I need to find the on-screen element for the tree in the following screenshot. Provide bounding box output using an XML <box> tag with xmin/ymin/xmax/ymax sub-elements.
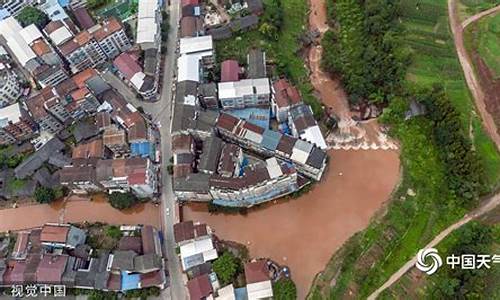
<box><xmin>105</xmin><ymin>225</ymin><xmax>122</xmax><ymax>239</ymax></box>
<box><xmin>212</xmin><ymin>251</ymin><xmax>239</xmax><ymax>285</ymax></box>
<box><xmin>34</xmin><ymin>187</ymin><xmax>56</xmax><ymax>204</ymax></box>
<box><xmin>108</xmin><ymin>192</ymin><xmax>139</xmax><ymax>210</ymax></box>
<box><xmin>273</xmin><ymin>278</ymin><xmax>297</xmax><ymax>300</ymax></box>
<box><xmin>16</xmin><ymin>7</ymin><xmax>49</xmax><ymax>29</ymax></box>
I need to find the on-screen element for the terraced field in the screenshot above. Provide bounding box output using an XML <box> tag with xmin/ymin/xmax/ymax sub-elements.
<box><xmin>401</xmin><ymin>0</ymin><xmax>500</xmax><ymax>184</ymax></box>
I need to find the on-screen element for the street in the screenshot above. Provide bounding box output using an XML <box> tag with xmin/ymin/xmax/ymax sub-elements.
<box><xmin>124</xmin><ymin>0</ymin><xmax>185</xmax><ymax>298</ymax></box>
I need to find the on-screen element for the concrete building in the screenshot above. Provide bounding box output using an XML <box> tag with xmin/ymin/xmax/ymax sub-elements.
<box><xmin>59</xmin><ymin>163</ymin><xmax>101</xmax><ymax>194</ymax></box>
<box><xmin>210</xmin><ymin>157</ymin><xmax>300</xmax><ymax>207</ymax></box>
<box><xmin>25</xmin><ymin>88</ymin><xmax>63</xmax><ymax>134</ymax></box>
<box><xmin>136</xmin><ymin>0</ymin><xmax>161</xmax><ymax>50</ymax></box>
<box><xmin>0</xmin><ymin>64</ymin><xmax>21</xmax><ymax>107</ymax></box>
<box><xmin>89</xmin><ymin>17</ymin><xmax>131</xmax><ymax>59</ymax></box>
<box><xmin>216</xmin><ymin>113</ymin><xmax>327</xmax><ymax>181</ymax></box>
<box><xmin>58</xmin><ymin>31</ymin><xmax>106</xmax><ymax>73</ymax></box>
<box><xmin>288</xmin><ymin>104</ymin><xmax>327</xmax><ymax>150</ymax></box>
<box><xmin>218</xmin><ymin>78</ymin><xmax>270</xmax><ymax>109</ymax></box>
<box><xmin>0</xmin><ymin>103</ymin><xmax>35</xmax><ymax>145</ymax></box>
<box><xmin>0</xmin><ymin>17</ymin><xmax>39</xmax><ymax>72</ymax></box>
<box><xmin>271</xmin><ymin>78</ymin><xmax>301</xmax><ymax>123</ymax></box>
<box><xmin>0</xmin><ymin>0</ymin><xmax>33</xmax><ymax>16</ymax></box>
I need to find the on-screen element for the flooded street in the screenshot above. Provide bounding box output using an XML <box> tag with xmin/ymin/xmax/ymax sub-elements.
<box><xmin>184</xmin><ymin>150</ymin><xmax>401</xmax><ymax>299</ymax></box>
<box><xmin>0</xmin><ymin>195</ymin><xmax>160</xmax><ymax>232</ymax></box>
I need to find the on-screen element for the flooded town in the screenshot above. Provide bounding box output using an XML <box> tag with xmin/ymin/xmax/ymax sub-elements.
<box><xmin>0</xmin><ymin>0</ymin><xmax>499</xmax><ymax>299</ymax></box>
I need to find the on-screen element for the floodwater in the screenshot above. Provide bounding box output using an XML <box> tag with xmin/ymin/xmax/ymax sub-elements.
<box><xmin>183</xmin><ymin>149</ymin><xmax>401</xmax><ymax>299</ymax></box>
<box><xmin>0</xmin><ymin>194</ymin><xmax>160</xmax><ymax>232</ymax></box>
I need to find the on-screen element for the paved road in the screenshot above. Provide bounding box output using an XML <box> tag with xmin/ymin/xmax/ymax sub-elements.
<box><xmin>367</xmin><ymin>4</ymin><xmax>500</xmax><ymax>298</ymax></box>
<box><xmin>122</xmin><ymin>1</ymin><xmax>185</xmax><ymax>298</ymax></box>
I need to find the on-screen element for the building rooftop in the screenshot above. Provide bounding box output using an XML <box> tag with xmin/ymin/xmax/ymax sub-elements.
<box><xmin>36</xmin><ymin>254</ymin><xmax>68</xmax><ymax>284</ymax></box>
<box><xmin>40</xmin><ymin>224</ymin><xmax>69</xmax><ymax>244</ymax></box>
<box><xmin>90</xmin><ymin>17</ymin><xmax>123</xmax><ymax>42</ymax></box>
<box><xmin>221</xmin><ymin>60</ymin><xmax>239</xmax><ymax>82</ymax></box>
<box><xmin>273</xmin><ymin>78</ymin><xmax>301</xmax><ymax>108</ymax></box>
<box><xmin>72</xmin><ymin>138</ymin><xmax>105</xmax><ymax>159</ymax></box>
<box><xmin>247</xmin><ymin>48</ymin><xmax>266</xmax><ymax>79</ymax></box>
<box><xmin>114</xmin><ymin>52</ymin><xmax>142</xmax><ymax>80</ymax></box>
<box><xmin>187</xmin><ymin>274</ymin><xmax>212</xmax><ymax>300</ymax></box>
<box><xmin>173</xmin><ymin>173</ymin><xmax>211</xmax><ymax>193</ymax></box>
<box><xmin>244</xmin><ymin>260</ymin><xmax>269</xmax><ymax>284</ymax></box>
<box><xmin>73</xmin><ymin>7</ymin><xmax>95</xmax><ymax>30</ymax></box>
<box><xmin>199</xmin><ymin>135</ymin><xmax>222</xmax><ymax>174</ymax></box>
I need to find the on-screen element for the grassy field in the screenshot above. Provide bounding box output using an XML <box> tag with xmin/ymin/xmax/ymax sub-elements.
<box><xmin>401</xmin><ymin>0</ymin><xmax>500</xmax><ymax>186</ymax></box>
<box><xmin>215</xmin><ymin>0</ymin><xmax>323</xmax><ymax>117</ymax></box>
<box><xmin>470</xmin><ymin>14</ymin><xmax>500</xmax><ymax>79</ymax></box>
<box><xmin>458</xmin><ymin>0</ymin><xmax>500</xmax><ymax>20</ymax></box>
<box><xmin>307</xmin><ymin>0</ymin><xmax>500</xmax><ymax>298</ymax></box>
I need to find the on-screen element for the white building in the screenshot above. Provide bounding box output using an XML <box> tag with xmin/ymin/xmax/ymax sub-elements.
<box><xmin>218</xmin><ymin>78</ymin><xmax>270</xmax><ymax>109</ymax></box>
<box><xmin>179</xmin><ymin>236</ymin><xmax>218</xmax><ymax>271</ymax></box>
<box><xmin>136</xmin><ymin>0</ymin><xmax>161</xmax><ymax>50</ymax></box>
<box><xmin>0</xmin><ymin>64</ymin><xmax>21</xmax><ymax>107</ymax></box>
<box><xmin>288</xmin><ymin>104</ymin><xmax>327</xmax><ymax>149</ymax></box>
<box><xmin>0</xmin><ymin>17</ymin><xmax>39</xmax><ymax>71</ymax></box>
<box><xmin>179</xmin><ymin>35</ymin><xmax>213</xmax><ymax>55</ymax></box>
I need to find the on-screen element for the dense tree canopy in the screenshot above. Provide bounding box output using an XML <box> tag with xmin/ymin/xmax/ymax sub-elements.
<box><xmin>273</xmin><ymin>278</ymin><xmax>297</xmax><ymax>300</ymax></box>
<box><xmin>212</xmin><ymin>251</ymin><xmax>239</xmax><ymax>285</ymax></box>
<box><xmin>34</xmin><ymin>187</ymin><xmax>57</xmax><ymax>204</ymax></box>
<box><xmin>322</xmin><ymin>0</ymin><xmax>410</xmax><ymax>104</ymax></box>
<box><xmin>108</xmin><ymin>192</ymin><xmax>139</xmax><ymax>210</ymax></box>
<box><xmin>16</xmin><ymin>7</ymin><xmax>49</xmax><ymax>29</ymax></box>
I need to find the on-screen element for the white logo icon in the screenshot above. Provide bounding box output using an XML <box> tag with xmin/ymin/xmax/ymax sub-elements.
<box><xmin>416</xmin><ymin>248</ymin><xmax>443</xmax><ymax>275</ymax></box>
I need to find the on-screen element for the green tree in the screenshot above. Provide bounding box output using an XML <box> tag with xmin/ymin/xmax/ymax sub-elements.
<box><xmin>34</xmin><ymin>186</ymin><xmax>56</xmax><ymax>204</ymax></box>
<box><xmin>16</xmin><ymin>7</ymin><xmax>49</xmax><ymax>29</ymax></box>
<box><xmin>108</xmin><ymin>192</ymin><xmax>139</xmax><ymax>210</ymax></box>
<box><xmin>273</xmin><ymin>278</ymin><xmax>297</xmax><ymax>300</ymax></box>
<box><xmin>105</xmin><ymin>225</ymin><xmax>122</xmax><ymax>239</ymax></box>
<box><xmin>212</xmin><ymin>251</ymin><xmax>239</xmax><ymax>285</ymax></box>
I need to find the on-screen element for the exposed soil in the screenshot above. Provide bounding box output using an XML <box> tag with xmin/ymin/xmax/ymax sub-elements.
<box><xmin>0</xmin><ymin>195</ymin><xmax>160</xmax><ymax>232</ymax></box>
<box><xmin>183</xmin><ymin>149</ymin><xmax>401</xmax><ymax>299</ymax></box>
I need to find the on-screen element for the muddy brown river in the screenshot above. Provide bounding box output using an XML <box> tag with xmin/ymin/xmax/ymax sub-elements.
<box><xmin>184</xmin><ymin>150</ymin><xmax>400</xmax><ymax>298</ymax></box>
<box><xmin>0</xmin><ymin>195</ymin><xmax>160</xmax><ymax>232</ymax></box>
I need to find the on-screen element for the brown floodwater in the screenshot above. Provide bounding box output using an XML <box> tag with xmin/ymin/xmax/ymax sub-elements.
<box><xmin>0</xmin><ymin>195</ymin><xmax>160</xmax><ymax>232</ymax></box>
<box><xmin>183</xmin><ymin>150</ymin><xmax>400</xmax><ymax>299</ymax></box>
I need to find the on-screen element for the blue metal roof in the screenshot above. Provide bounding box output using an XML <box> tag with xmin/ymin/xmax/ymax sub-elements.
<box><xmin>121</xmin><ymin>271</ymin><xmax>140</xmax><ymax>291</ymax></box>
<box><xmin>261</xmin><ymin>129</ymin><xmax>282</xmax><ymax>151</ymax></box>
<box><xmin>130</xmin><ymin>141</ymin><xmax>151</xmax><ymax>157</ymax></box>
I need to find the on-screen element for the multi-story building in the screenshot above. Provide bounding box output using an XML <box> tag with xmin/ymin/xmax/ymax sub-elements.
<box><xmin>25</xmin><ymin>87</ymin><xmax>63</xmax><ymax>134</ymax></box>
<box><xmin>271</xmin><ymin>78</ymin><xmax>301</xmax><ymax>123</ymax></box>
<box><xmin>288</xmin><ymin>104</ymin><xmax>327</xmax><ymax>149</ymax></box>
<box><xmin>44</xmin><ymin>97</ymin><xmax>71</xmax><ymax>124</ymax></box>
<box><xmin>59</xmin><ymin>163</ymin><xmax>101</xmax><ymax>194</ymax></box>
<box><xmin>0</xmin><ymin>65</ymin><xmax>21</xmax><ymax>107</ymax></box>
<box><xmin>136</xmin><ymin>0</ymin><xmax>161</xmax><ymax>50</ymax></box>
<box><xmin>216</xmin><ymin>113</ymin><xmax>327</xmax><ymax>181</ymax></box>
<box><xmin>210</xmin><ymin>157</ymin><xmax>299</xmax><ymax>207</ymax></box>
<box><xmin>218</xmin><ymin>78</ymin><xmax>270</xmax><ymax>109</ymax></box>
<box><xmin>0</xmin><ymin>0</ymin><xmax>33</xmax><ymax>16</ymax></box>
<box><xmin>0</xmin><ymin>103</ymin><xmax>35</xmax><ymax>145</ymax></box>
<box><xmin>103</xmin><ymin>125</ymin><xmax>129</xmax><ymax>156</ymax></box>
<box><xmin>89</xmin><ymin>17</ymin><xmax>131</xmax><ymax>59</ymax></box>
<box><xmin>58</xmin><ymin>31</ymin><xmax>107</xmax><ymax>73</ymax></box>
<box><xmin>32</xmin><ymin>64</ymin><xmax>68</xmax><ymax>88</ymax></box>
<box><xmin>0</xmin><ymin>17</ymin><xmax>40</xmax><ymax>72</ymax></box>
<box><xmin>96</xmin><ymin>157</ymin><xmax>157</xmax><ymax>198</ymax></box>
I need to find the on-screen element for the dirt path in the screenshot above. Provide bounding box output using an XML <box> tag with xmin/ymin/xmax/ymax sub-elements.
<box><xmin>184</xmin><ymin>150</ymin><xmax>400</xmax><ymax>299</ymax></box>
<box><xmin>366</xmin><ymin>4</ymin><xmax>500</xmax><ymax>298</ymax></box>
<box><xmin>448</xmin><ymin>0</ymin><xmax>500</xmax><ymax>151</ymax></box>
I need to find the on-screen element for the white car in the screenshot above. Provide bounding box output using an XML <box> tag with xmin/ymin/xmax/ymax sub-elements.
<box><xmin>166</xmin><ymin>208</ymin><xmax>170</xmax><ymax>216</ymax></box>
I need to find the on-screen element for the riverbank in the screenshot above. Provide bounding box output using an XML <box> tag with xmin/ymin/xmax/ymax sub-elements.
<box><xmin>0</xmin><ymin>195</ymin><xmax>160</xmax><ymax>232</ymax></box>
<box><xmin>183</xmin><ymin>149</ymin><xmax>401</xmax><ymax>299</ymax></box>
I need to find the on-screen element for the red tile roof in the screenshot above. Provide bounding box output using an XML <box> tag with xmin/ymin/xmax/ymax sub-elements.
<box><xmin>187</xmin><ymin>274</ymin><xmax>212</xmax><ymax>300</ymax></box>
<box><xmin>36</xmin><ymin>255</ymin><xmax>68</xmax><ymax>284</ymax></box>
<box><xmin>273</xmin><ymin>78</ymin><xmax>301</xmax><ymax>108</ymax></box>
<box><xmin>73</xmin><ymin>7</ymin><xmax>95</xmax><ymax>30</ymax></box>
<box><xmin>244</xmin><ymin>260</ymin><xmax>270</xmax><ymax>284</ymax></box>
<box><xmin>221</xmin><ymin>60</ymin><xmax>240</xmax><ymax>82</ymax></box>
<box><xmin>3</xmin><ymin>259</ymin><xmax>26</xmax><ymax>284</ymax></box>
<box><xmin>72</xmin><ymin>138</ymin><xmax>104</xmax><ymax>159</ymax></box>
<box><xmin>140</xmin><ymin>270</ymin><xmax>163</xmax><ymax>288</ymax></box>
<box><xmin>141</xmin><ymin>225</ymin><xmax>156</xmax><ymax>255</ymax></box>
<box><xmin>12</xmin><ymin>232</ymin><xmax>30</xmax><ymax>257</ymax></box>
<box><xmin>173</xmin><ymin>221</ymin><xmax>195</xmax><ymax>243</ymax></box>
<box><xmin>113</xmin><ymin>52</ymin><xmax>142</xmax><ymax>80</ymax></box>
<box><xmin>40</xmin><ymin>224</ymin><xmax>69</xmax><ymax>243</ymax></box>
<box><xmin>73</xmin><ymin>68</ymin><xmax>98</xmax><ymax>88</ymax></box>
<box><xmin>181</xmin><ymin>0</ymin><xmax>199</xmax><ymax>7</ymax></box>
<box><xmin>92</xmin><ymin>17</ymin><xmax>123</xmax><ymax>42</ymax></box>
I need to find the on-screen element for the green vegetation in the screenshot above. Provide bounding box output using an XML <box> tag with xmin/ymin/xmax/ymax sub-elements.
<box><xmin>215</xmin><ymin>0</ymin><xmax>323</xmax><ymax>117</ymax></box>
<box><xmin>459</xmin><ymin>0</ymin><xmax>500</xmax><ymax>18</ymax></box>
<box><xmin>468</xmin><ymin>13</ymin><xmax>500</xmax><ymax>79</ymax></box>
<box><xmin>381</xmin><ymin>220</ymin><xmax>499</xmax><ymax>299</ymax></box>
<box><xmin>105</xmin><ymin>225</ymin><xmax>122</xmax><ymax>239</ymax></box>
<box><xmin>6</xmin><ymin>178</ymin><xmax>28</xmax><ymax>194</ymax></box>
<box><xmin>16</xmin><ymin>6</ymin><xmax>49</xmax><ymax>29</ymax></box>
<box><xmin>308</xmin><ymin>0</ymin><xmax>500</xmax><ymax>298</ymax></box>
<box><xmin>34</xmin><ymin>186</ymin><xmax>57</xmax><ymax>204</ymax></box>
<box><xmin>108</xmin><ymin>192</ymin><xmax>139</xmax><ymax>210</ymax></box>
<box><xmin>322</xmin><ymin>0</ymin><xmax>410</xmax><ymax>104</ymax></box>
<box><xmin>258</xmin><ymin>0</ymin><xmax>284</xmax><ymax>40</ymax></box>
<box><xmin>212</xmin><ymin>251</ymin><xmax>240</xmax><ymax>285</ymax></box>
<box><xmin>273</xmin><ymin>278</ymin><xmax>297</xmax><ymax>300</ymax></box>
<box><xmin>87</xmin><ymin>0</ymin><xmax>113</xmax><ymax>10</ymax></box>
